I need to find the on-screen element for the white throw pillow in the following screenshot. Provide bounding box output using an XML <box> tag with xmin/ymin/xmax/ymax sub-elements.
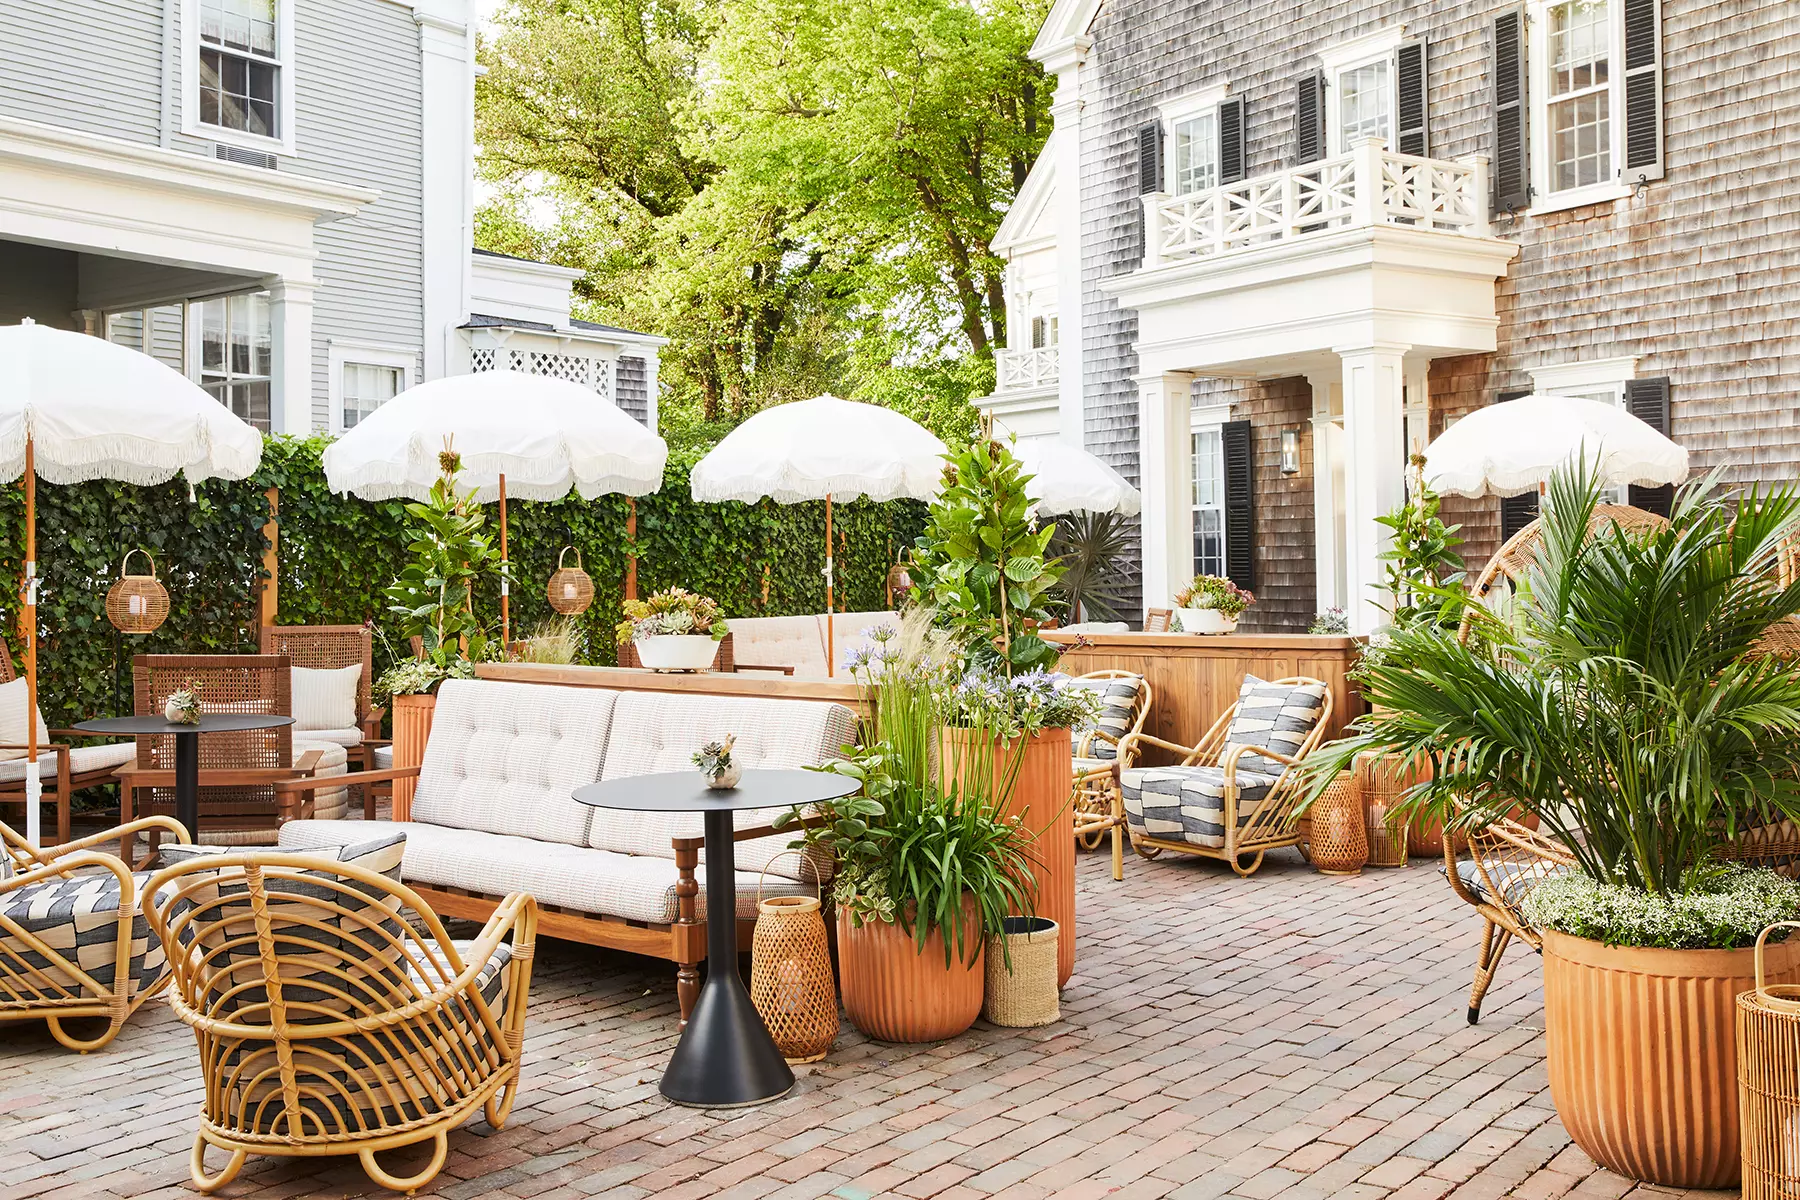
<box><xmin>292</xmin><ymin>664</ymin><xmax>361</xmax><ymax>732</ymax></box>
<box><xmin>0</xmin><ymin>676</ymin><xmax>50</xmax><ymax>763</ymax></box>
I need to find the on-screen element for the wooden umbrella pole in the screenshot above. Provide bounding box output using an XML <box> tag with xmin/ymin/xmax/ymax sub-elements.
<box><xmin>825</xmin><ymin>494</ymin><xmax>834</xmax><ymax>678</ymax></box>
<box><xmin>498</xmin><ymin>473</ymin><xmax>510</xmax><ymax>649</ymax></box>
<box><xmin>625</xmin><ymin>498</ymin><xmax>638</xmax><ymax>602</ymax></box>
<box><xmin>22</xmin><ymin>437</ymin><xmax>37</xmax><ymax>845</ymax></box>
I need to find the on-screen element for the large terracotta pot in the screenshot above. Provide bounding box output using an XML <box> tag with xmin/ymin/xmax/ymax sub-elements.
<box><xmin>837</xmin><ymin>900</ymin><xmax>984</xmax><ymax>1043</ymax></box>
<box><xmin>944</xmin><ymin>727</ymin><xmax>1075</xmax><ymax>988</ymax></box>
<box><xmin>1543</xmin><ymin>929</ymin><xmax>1800</xmax><ymax>1188</ymax></box>
<box><xmin>389</xmin><ymin>692</ymin><xmax>436</xmax><ymax>819</ymax></box>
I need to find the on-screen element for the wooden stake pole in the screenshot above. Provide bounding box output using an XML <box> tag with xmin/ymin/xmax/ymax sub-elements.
<box><xmin>625</xmin><ymin>498</ymin><xmax>638</xmax><ymax>602</ymax></box>
<box><xmin>259</xmin><ymin>486</ymin><xmax>279</xmax><ymax>628</ymax></box>
<box><xmin>22</xmin><ymin>437</ymin><xmax>38</xmax><ymax>845</ymax></box>
<box><xmin>825</xmin><ymin>494</ymin><xmax>834</xmax><ymax>678</ymax></box>
<box><xmin>499</xmin><ymin>473</ymin><xmax>510</xmax><ymax>649</ymax></box>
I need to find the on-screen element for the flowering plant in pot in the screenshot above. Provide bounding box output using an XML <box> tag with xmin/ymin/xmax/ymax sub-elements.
<box><xmin>615</xmin><ymin>587</ymin><xmax>728</xmax><ymax>671</ymax></box>
<box><xmin>1305</xmin><ymin>459</ymin><xmax>1800</xmax><ymax>1188</ymax></box>
<box><xmin>1173</xmin><ymin>574</ymin><xmax>1254</xmax><ymax>634</ymax></box>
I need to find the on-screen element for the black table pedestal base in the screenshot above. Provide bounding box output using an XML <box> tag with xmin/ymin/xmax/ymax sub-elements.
<box><xmin>659</xmin><ymin>809</ymin><xmax>794</xmax><ymax>1108</ymax></box>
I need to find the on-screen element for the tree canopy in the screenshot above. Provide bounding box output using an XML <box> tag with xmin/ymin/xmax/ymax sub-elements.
<box><xmin>475</xmin><ymin>0</ymin><xmax>1050</xmax><ymax>447</ymax></box>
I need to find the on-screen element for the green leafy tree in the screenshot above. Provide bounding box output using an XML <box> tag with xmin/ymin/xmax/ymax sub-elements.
<box><xmin>1373</xmin><ymin>465</ymin><xmax>1466</xmax><ymax>628</ymax></box>
<box><xmin>383</xmin><ymin>453</ymin><xmax>499</xmax><ymax>664</ymax></box>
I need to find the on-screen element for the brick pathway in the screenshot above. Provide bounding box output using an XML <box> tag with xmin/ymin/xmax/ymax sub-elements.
<box><xmin>0</xmin><ymin>849</ymin><xmax>1737</xmax><ymax>1200</ymax></box>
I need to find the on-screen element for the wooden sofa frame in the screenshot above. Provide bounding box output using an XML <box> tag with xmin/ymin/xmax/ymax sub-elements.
<box><xmin>272</xmin><ymin>766</ymin><xmax>814</xmax><ymax>1023</ymax></box>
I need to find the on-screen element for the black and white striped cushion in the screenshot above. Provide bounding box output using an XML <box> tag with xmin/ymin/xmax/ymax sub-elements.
<box><xmin>0</xmin><ymin>868</ymin><xmax>166</xmax><ymax>996</ymax></box>
<box><xmin>1220</xmin><ymin>676</ymin><xmax>1327</xmax><ymax>775</ymax></box>
<box><xmin>1119</xmin><ymin>765</ymin><xmax>1281</xmax><ymax>848</ymax></box>
<box><xmin>1068</xmin><ymin>675</ymin><xmax>1145</xmax><ymax>762</ymax></box>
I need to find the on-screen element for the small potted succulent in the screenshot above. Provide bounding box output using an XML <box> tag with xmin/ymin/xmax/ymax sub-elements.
<box><xmin>163</xmin><ymin>679</ymin><xmax>204</xmax><ymax>726</ymax></box>
<box><xmin>616</xmin><ymin>587</ymin><xmax>729</xmax><ymax>671</ymax></box>
<box><xmin>1174</xmin><ymin>574</ymin><xmax>1255</xmax><ymax>634</ymax></box>
<box><xmin>692</xmin><ymin>735</ymin><xmax>741</xmax><ymax>789</ymax></box>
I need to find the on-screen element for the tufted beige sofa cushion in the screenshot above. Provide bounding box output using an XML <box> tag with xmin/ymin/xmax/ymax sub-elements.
<box><xmin>589</xmin><ymin>691</ymin><xmax>856</xmax><ymax>877</ymax></box>
<box><xmin>726</xmin><ymin>614</ymin><xmax>828</xmax><ymax>676</ymax></box>
<box><xmin>411</xmin><ymin>679</ymin><xmax>618</xmax><ymax>846</ymax></box>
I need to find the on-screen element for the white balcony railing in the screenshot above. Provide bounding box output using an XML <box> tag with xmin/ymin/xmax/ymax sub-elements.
<box><xmin>1143</xmin><ymin>138</ymin><xmax>1491</xmax><ymax>268</ymax></box>
<box><xmin>996</xmin><ymin>346</ymin><xmax>1060</xmax><ymax>392</ymax></box>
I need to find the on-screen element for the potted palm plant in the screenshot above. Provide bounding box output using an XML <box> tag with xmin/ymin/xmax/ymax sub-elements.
<box><xmin>1308</xmin><ymin>461</ymin><xmax>1800</xmax><ymax>1188</ymax></box>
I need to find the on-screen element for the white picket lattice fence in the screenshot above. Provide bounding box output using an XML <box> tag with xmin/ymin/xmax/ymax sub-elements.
<box><xmin>1146</xmin><ymin>140</ymin><xmax>1490</xmax><ymax>267</ymax></box>
<box><xmin>472</xmin><ymin>346</ymin><xmax>614</xmax><ymax>400</ymax></box>
<box><xmin>996</xmin><ymin>347</ymin><xmax>1060</xmax><ymax>392</ymax></box>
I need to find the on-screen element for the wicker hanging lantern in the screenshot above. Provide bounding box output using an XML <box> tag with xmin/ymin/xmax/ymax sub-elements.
<box><xmin>1738</xmin><ymin>922</ymin><xmax>1800</xmax><ymax>1198</ymax></box>
<box><xmin>1305</xmin><ymin>770</ymin><xmax>1366</xmax><ymax>875</ymax></box>
<box><xmin>1357</xmin><ymin>753</ymin><xmax>1410</xmax><ymax>868</ymax></box>
<box><xmin>547</xmin><ymin>546</ymin><xmax>594</xmax><ymax>615</ymax></box>
<box><xmin>751</xmin><ymin>857</ymin><xmax>837</xmax><ymax>1063</ymax></box>
<box><xmin>105</xmin><ymin>549</ymin><xmax>170</xmax><ymax>634</ymax></box>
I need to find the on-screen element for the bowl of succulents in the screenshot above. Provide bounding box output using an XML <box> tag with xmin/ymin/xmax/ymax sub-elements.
<box><xmin>1173</xmin><ymin>575</ymin><xmax>1256</xmax><ymax>634</ymax></box>
<box><xmin>616</xmin><ymin>587</ymin><xmax>729</xmax><ymax>671</ymax></box>
<box><xmin>692</xmin><ymin>734</ymin><xmax>742</xmax><ymax>789</ymax></box>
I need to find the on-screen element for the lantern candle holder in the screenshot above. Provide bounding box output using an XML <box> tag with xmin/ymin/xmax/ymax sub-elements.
<box><xmin>105</xmin><ymin>548</ymin><xmax>170</xmax><ymax>634</ymax></box>
<box><xmin>547</xmin><ymin>546</ymin><xmax>594</xmax><ymax>615</ymax></box>
<box><xmin>1306</xmin><ymin>770</ymin><xmax>1366</xmax><ymax>875</ymax></box>
<box><xmin>751</xmin><ymin>858</ymin><xmax>837</xmax><ymax>1063</ymax></box>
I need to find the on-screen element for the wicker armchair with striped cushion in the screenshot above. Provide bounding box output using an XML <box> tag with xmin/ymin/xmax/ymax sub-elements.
<box><xmin>1118</xmin><ymin>675</ymin><xmax>1333</xmax><ymax>877</ymax></box>
<box><xmin>1066</xmin><ymin>671</ymin><xmax>1151</xmax><ymax>882</ymax></box>
<box><xmin>145</xmin><ymin>834</ymin><xmax>537</xmax><ymax>1195</ymax></box>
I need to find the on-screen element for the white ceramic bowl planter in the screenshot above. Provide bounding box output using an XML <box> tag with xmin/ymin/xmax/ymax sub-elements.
<box><xmin>636</xmin><ymin>634</ymin><xmax>721</xmax><ymax>671</ymax></box>
<box><xmin>1177</xmin><ymin>607</ymin><xmax>1238</xmax><ymax>635</ymax></box>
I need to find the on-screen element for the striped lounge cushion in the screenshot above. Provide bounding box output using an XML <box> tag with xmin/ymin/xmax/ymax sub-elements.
<box><xmin>1120</xmin><ymin>765</ymin><xmax>1281</xmax><ymax>848</ymax></box>
<box><xmin>0</xmin><ymin>868</ymin><xmax>166</xmax><ymax>997</ymax></box>
<box><xmin>1220</xmin><ymin>676</ymin><xmax>1327</xmax><ymax>775</ymax></box>
<box><xmin>1068</xmin><ymin>674</ymin><xmax>1145</xmax><ymax>761</ymax></box>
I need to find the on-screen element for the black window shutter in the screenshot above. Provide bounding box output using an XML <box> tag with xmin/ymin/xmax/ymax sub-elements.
<box><xmin>1137</xmin><ymin>122</ymin><xmax>1165</xmax><ymax>194</ymax></box>
<box><xmin>1625</xmin><ymin>377</ymin><xmax>1674</xmax><ymax>515</ymax></box>
<box><xmin>1396</xmin><ymin>40</ymin><xmax>1429</xmax><ymax>157</ymax></box>
<box><xmin>1496</xmin><ymin>389</ymin><xmax>1539</xmax><ymax>539</ymax></box>
<box><xmin>1491</xmin><ymin>10</ymin><xmax>1530</xmax><ymax>211</ymax></box>
<box><xmin>1293</xmin><ymin>72</ymin><xmax>1327</xmax><ymax>165</ymax></box>
<box><xmin>1222</xmin><ymin>420</ymin><xmax>1256</xmax><ymax>591</ymax></box>
<box><xmin>1217</xmin><ymin>97</ymin><xmax>1246</xmax><ymax>183</ymax></box>
<box><xmin>1623</xmin><ymin>0</ymin><xmax>1664</xmax><ymax>180</ymax></box>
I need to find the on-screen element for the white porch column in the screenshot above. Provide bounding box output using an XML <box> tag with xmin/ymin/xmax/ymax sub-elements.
<box><xmin>1306</xmin><ymin>372</ymin><xmax>1345</xmax><ymax>614</ymax></box>
<box><xmin>1136</xmin><ymin>371</ymin><xmax>1193</xmax><ymax>612</ymax></box>
<box><xmin>415</xmin><ymin>2</ymin><xmax>476</xmax><ymax>380</ymax></box>
<box><xmin>1040</xmin><ymin>38</ymin><xmax>1090</xmax><ymax>447</ymax></box>
<box><xmin>1339</xmin><ymin>344</ymin><xmax>1409</xmax><ymax>632</ymax></box>
<box><xmin>267</xmin><ymin>279</ymin><xmax>316</xmax><ymax>435</ymax></box>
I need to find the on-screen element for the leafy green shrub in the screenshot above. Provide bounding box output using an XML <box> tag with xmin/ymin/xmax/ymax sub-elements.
<box><xmin>1524</xmin><ymin>866</ymin><xmax>1800</xmax><ymax>950</ymax></box>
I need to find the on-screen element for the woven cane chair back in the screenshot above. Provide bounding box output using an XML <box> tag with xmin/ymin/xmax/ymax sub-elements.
<box><xmin>1457</xmin><ymin>504</ymin><xmax>1670</xmax><ymax>642</ymax></box>
<box><xmin>258</xmin><ymin>626</ymin><xmax>374</xmax><ymax>728</ymax></box>
<box><xmin>133</xmin><ymin>655</ymin><xmax>292</xmax><ymax>830</ymax></box>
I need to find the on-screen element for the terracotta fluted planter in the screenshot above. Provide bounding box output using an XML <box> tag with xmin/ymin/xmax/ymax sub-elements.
<box><xmin>1543</xmin><ymin>929</ymin><xmax>1800</xmax><ymax>1188</ymax></box>
<box><xmin>389</xmin><ymin>693</ymin><xmax>436</xmax><ymax>819</ymax></box>
<box><xmin>944</xmin><ymin>727</ymin><xmax>1075</xmax><ymax>988</ymax></box>
<box><xmin>837</xmin><ymin>900</ymin><xmax>984</xmax><ymax>1043</ymax></box>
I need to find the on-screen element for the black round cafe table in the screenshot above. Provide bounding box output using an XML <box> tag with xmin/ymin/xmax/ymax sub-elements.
<box><xmin>73</xmin><ymin>714</ymin><xmax>295</xmax><ymax>841</ymax></box>
<box><xmin>574</xmin><ymin>768</ymin><xmax>859</xmax><ymax>1108</ymax></box>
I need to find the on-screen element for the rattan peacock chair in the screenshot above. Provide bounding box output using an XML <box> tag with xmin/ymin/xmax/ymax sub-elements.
<box><xmin>1068</xmin><ymin>670</ymin><xmax>1152</xmax><ymax>881</ymax></box>
<box><xmin>145</xmin><ymin>845</ymin><xmax>537</xmax><ymax>1194</ymax></box>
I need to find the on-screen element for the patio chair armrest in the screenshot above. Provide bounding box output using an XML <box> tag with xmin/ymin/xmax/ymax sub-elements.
<box><xmin>0</xmin><ymin>742</ymin><xmax>70</xmax><ymax>759</ymax></box>
<box><xmin>735</xmin><ymin>663</ymin><xmax>797</xmax><ymax>675</ymax></box>
<box><xmin>272</xmin><ymin>765</ymin><xmax>421</xmax><ymax>796</ymax></box>
<box><xmin>1221</xmin><ymin>742</ymin><xmax>1303</xmax><ymax>771</ymax></box>
<box><xmin>1</xmin><ymin>849</ymin><xmax>134</xmax><ymax>898</ymax></box>
<box><xmin>363</xmin><ymin>710</ymin><xmax>385</xmax><ymax>738</ymax></box>
<box><xmin>292</xmin><ymin>748</ymin><xmax>325</xmax><ymax>775</ymax></box>
<box><xmin>1123</xmin><ymin>732</ymin><xmax>1204</xmax><ymax>760</ymax></box>
<box><xmin>48</xmin><ymin>816</ymin><xmax>191</xmax><ymax>859</ymax></box>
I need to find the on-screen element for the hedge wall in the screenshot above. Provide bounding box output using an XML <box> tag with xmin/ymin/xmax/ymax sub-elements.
<box><xmin>0</xmin><ymin>437</ymin><xmax>926</xmax><ymax>726</ymax></box>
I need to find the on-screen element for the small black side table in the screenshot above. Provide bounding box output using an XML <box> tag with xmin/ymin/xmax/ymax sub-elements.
<box><xmin>574</xmin><ymin>768</ymin><xmax>859</xmax><ymax>1108</ymax></box>
<box><xmin>74</xmin><ymin>714</ymin><xmax>296</xmax><ymax>841</ymax></box>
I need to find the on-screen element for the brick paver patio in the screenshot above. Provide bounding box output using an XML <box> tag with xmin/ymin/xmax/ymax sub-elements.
<box><xmin>0</xmin><ymin>848</ymin><xmax>1736</xmax><ymax>1200</ymax></box>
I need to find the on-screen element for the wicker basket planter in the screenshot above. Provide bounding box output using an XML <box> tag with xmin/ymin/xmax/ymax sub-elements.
<box><xmin>1544</xmin><ymin>929</ymin><xmax>1800</xmax><ymax>1188</ymax></box>
<box><xmin>837</xmin><ymin>899</ymin><xmax>984</xmax><ymax>1043</ymax></box>
<box><xmin>1736</xmin><ymin>923</ymin><xmax>1800</xmax><ymax>1200</ymax></box>
<box><xmin>1306</xmin><ymin>771</ymin><xmax>1366</xmax><ymax>875</ymax></box>
<box><xmin>389</xmin><ymin>693</ymin><xmax>436</xmax><ymax>819</ymax></box>
<box><xmin>983</xmin><ymin>917</ymin><xmax>1059</xmax><ymax>1028</ymax></box>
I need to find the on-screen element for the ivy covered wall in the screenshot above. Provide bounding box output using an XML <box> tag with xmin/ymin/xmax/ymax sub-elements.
<box><xmin>0</xmin><ymin>437</ymin><xmax>926</xmax><ymax>725</ymax></box>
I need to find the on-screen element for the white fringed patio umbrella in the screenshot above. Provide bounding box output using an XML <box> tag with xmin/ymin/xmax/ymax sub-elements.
<box><xmin>0</xmin><ymin>319</ymin><xmax>265</xmax><ymax>844</ymax></box>
<box><xmin>1423</xmin><ymin>394</ymin><xmax>1688</xmax><ymax>498</ymax></box>
<box><xmin>321</xmin><ymin>370</ymin><xmax>669</xmax><ymax>645</ymax></box>
<box><xmin>690</xmin><ymin>395</ymin><xmax>946</xmax><ymax>675</ymax></box>
<box><xmin>1012</xmin><ymin>439</ymin><xmax>1142</xmax><ymax>516</ymax></box>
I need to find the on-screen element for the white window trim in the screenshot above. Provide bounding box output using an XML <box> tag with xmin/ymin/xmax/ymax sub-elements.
<box><xmin>1158</xmin><ymin>83</ymin><xmax>1229</xmax><ymax>197</ymax></box>
<box><xmin>181</xmin><ymin>0</ymin><xmax>298</xmax><ymax>156</ymax></box>
<box><xmin>1190</xmin><ymin>419</ymin><xmax>1229</xmax><ymax>579</ymax></box>
<box><xmin>1525</xmin><ymin>0</ymin><xmax>1633</xmax><ymax>214</ymax></box>
<box><xmin>1320</xmin><ymin>28</ymin><xmax>1406</xmax><ymax>155</ymax></box>
<box><xmin>1530</xmin><ymin>356</ymin><xmax>1639</xmax><ymax>394</ymax></box>
<box><xmin>328</xmin><ymin>341</ymin><xmax>418</xmax><ymax>434</ymax></box>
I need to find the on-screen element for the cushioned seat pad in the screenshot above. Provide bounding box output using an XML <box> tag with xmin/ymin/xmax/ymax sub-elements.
<box><xmin>1120</xmin><ymin>765</ymin><xmax>1281</xmax><ymax>848</ymax></box>
<box><xmin>279</xmin><ymin>819</ymin><xmax>815</xmax><ymax>924</ymax></box>
<box><xmin>1442</xmin><ymin>857</ymin><xmax>1571</xmax><ymax>908</ymax></box>
<box><xmin>0</xmin><ymin>869</ymin><xmax>164</xmax><ymax>994</ymax></box>
<box><xmin>0</xmin><ymin>742</ymin><xmax>135</xmax><ymax>782</ymax></box>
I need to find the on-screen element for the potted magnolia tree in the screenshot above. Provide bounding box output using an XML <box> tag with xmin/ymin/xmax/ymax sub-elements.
<box><xmin>1309</xmin><ymin>461</ymin><xmax>1800</xmax><ymax>1188</ymax></box>
<box><xmin>615</xmin><ymin>587</ymin><xmax>729</xmax><ymax>671</ymax></box>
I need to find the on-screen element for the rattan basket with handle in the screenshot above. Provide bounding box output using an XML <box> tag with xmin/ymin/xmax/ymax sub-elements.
<box><xmin>1737</xmin><ymin>921</ymin><xmax>1800</xmax><ymax>1198</ymax></box>
<box><xmin>105</xmin><ymin>548</ymin><xmax>170</xmax><ymax>634</ymax></box>
<box><xmin>547</xmin><ymin>546</ymin><xmax>595</xmax><ymax>615</ymax></box>
<box><xmin>751</xmin><ymin>856</ymin><xmax>837</xmax><ymax>1063</ymax></box>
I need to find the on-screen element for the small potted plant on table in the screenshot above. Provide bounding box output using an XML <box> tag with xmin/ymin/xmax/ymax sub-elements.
<box><xmin>617</xmin><ymin>587</ymin><xmax>729</xmax><ymax>671</ymax></box>
<box><xmin>1174</xmin><ymin>575</ymin><xmax>1254</xmax><ymax>634</ymax></box>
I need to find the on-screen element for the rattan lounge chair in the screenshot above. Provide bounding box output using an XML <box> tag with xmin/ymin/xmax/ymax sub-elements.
<box><xmin>0</xmin><ymin>653</ymin><xmax>136</xmax><ymax>845</ymax></box>
<box><xmin>145</xmin><ymin>844</ymin><xmax>538</xmax><ymax>1194</ymax></box>
<box><xmin>259</xmin><ymin>625</ymin><xmax>385</xmax><ymax>814</ymax></box>
<box><xmin>1441</xmin><ymin>810</ymin><xmax>1574</xmax><ymax>1023</ymax></box>
<box><xmin>1117</xmin><ymin>676</ymin><xmax>1333</xmax><ymax>877</ymax></box>
<box><xmin>1069</xmin><ymin>670</ymin><xmax>1151</xmax><ymax>881</ymax></box>
<box><xmin>0</xmin><ymin>814</ymin><xmax>191</xmax><ymax>1051</ymax></box>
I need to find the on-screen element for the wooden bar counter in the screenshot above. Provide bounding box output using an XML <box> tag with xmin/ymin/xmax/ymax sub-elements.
<box><xmin>477</xmin><ymin>661</ymin><xmax>869</xmax><ymax>719</ymax></box>
<box><xmin>1046</xmin><ymin>631</ymin><xmax>1365</xmax><ymax>765</ymax></box>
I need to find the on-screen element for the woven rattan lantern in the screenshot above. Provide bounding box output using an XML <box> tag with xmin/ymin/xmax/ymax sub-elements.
<box><xmin>1738</xmin><ymin>922</ymin><xmax>1800</xmax><ymax>1198</ymax></box>
<box><xmin>1306</xmin><ymin>770</ymin><xmax>1366</xmax><ymax>875</ymax></box>
<box><xmin>547</xmin><ymin>546</ymin><xmax>594</xmax><ymax>615</ymax></box>
<box><xmin>104</xmin><ymin>549</ymin><xmax>170</xmax><ymax>634</ymax></box>
<box><xmin>751</xmin><ymin>861</ymin><xmax>836</xmax><ymax>1063</ymax></box>
<box><xmin>1358</xmin><ymin>753</ymin><xmax>1410</xmax><ymax>867</ymax></box>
